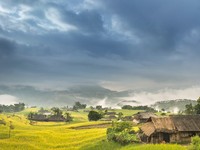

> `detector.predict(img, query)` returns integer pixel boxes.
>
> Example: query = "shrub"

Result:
[191,136,200,150]
[88,111,102,121]
[114,131,136,145]
[113,122,132,132]
[107,121,138,145]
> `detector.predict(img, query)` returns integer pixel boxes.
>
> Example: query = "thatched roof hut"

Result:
[48,115,66,122]
[122,116,133,121]
[133,112,157,123]
[29,114,66,122]
[171,115,200,132]
[30,114,48,121]
[106,112,116,115]
[139,115,200,143]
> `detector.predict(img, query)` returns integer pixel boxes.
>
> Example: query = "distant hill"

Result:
[117,100,140,107]
[0,85,130,107]
[151,99,197,112]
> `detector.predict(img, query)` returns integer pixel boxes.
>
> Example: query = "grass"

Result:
[0,113,107,150]
[121,144,187,150]
[113,109,144,116]
[81,141,187,150]
[0,109,189,150]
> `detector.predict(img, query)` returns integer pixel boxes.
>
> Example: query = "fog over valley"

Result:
[0,85,199,108]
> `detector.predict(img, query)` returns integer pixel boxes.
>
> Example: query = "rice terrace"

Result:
[0,103,199,150]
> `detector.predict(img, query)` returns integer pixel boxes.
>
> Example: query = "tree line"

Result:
[121,105,156,112]
[0,103,25,113]
[185,97,200,114]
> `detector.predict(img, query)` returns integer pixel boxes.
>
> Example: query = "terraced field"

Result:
[0,109,188,150]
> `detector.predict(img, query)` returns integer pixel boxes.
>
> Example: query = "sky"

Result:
[1,0,200,102]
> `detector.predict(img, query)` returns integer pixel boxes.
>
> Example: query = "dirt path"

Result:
[70,123,111,129]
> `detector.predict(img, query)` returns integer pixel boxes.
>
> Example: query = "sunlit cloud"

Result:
[0,94,19,105]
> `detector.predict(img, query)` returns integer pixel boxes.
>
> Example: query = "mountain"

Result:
[151,99,197,112]
[0,85,130,107]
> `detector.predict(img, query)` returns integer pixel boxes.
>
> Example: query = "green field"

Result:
[0,109,188,150]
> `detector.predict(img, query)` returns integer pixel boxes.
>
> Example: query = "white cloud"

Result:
[0,94,19,105]
[130,86,200,105]
[0,5,12,14]
[44,8,77,32]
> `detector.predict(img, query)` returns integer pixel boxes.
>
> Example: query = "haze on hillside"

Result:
[0,0,200,106]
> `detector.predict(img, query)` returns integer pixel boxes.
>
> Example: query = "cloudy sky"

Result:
[0,0,200,94]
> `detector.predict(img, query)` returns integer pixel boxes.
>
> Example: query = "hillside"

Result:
[0,85,130,107]
[0,109,187,150]
[151,99,197,112]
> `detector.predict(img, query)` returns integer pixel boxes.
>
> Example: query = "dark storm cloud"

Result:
[0,37,16,57]
[59,8,104,33]
[100,0,200,52]
[0,0,200,90]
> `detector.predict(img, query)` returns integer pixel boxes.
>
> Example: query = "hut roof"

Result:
[170,115,200,132]
[106,112,116,115]
[135,112,157,119]
[140,115,200,136]
[151,117,176,132]
[140,122,155,136]
[122,116,133,121]
[31,114,47,120]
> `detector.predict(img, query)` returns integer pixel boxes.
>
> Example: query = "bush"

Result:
[88,111,102,121]
[107,121,138,145]
[113,122,132,132]
[191,136,200,150]
[115,131,136,145]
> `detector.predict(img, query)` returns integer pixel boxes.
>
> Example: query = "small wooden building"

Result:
[139,115,200,143]
[106,112,116,115]
[122,116,133,121]
[29,114,66,122]
[133,112,157,123]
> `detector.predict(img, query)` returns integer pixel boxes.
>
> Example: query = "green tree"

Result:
[96,105,102,110]
[194,97,200,114]
[185,103,195,114]
[51,107,62,116]
[88,111,102,121]
[118,112,123,120]
[64,112,73,122]
[74,102,87,110]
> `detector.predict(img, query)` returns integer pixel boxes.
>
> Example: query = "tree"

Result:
[28,112,35,119]
[194,97,200,114]
[184,97,200,115]
[90,106,94,110]
[88,111,102,121]
[0,103,25,113]
[64,112,73,122]
[118,112,123,120]
[185,103,195,114]
[74,101,87,110]
[122,105,133,110]
[51,107,62,116]
[14,103,25,112]
[96,105,102,110]
[161,108,165,112]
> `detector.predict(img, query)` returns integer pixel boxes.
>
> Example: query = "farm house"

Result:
[133,112,157,123]
[139,115,200,143]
